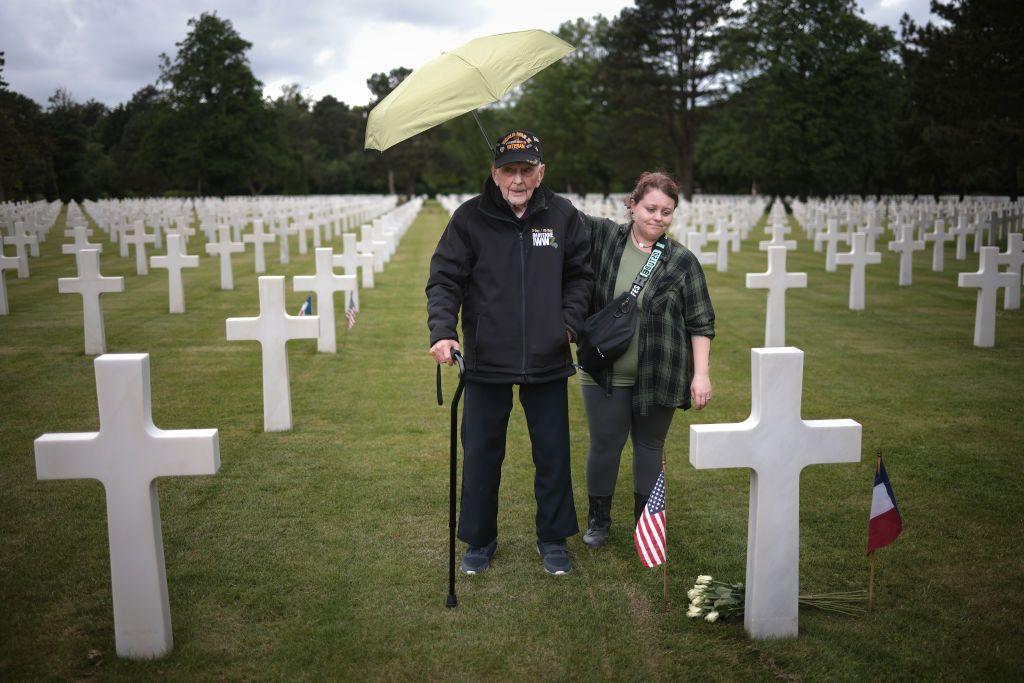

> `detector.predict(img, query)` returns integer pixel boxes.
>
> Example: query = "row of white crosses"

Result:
[24,198,421,661]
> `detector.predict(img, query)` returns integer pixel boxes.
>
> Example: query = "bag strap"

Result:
[628,235,668,298]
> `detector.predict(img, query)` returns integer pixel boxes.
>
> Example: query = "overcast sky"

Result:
[1,0,936,109]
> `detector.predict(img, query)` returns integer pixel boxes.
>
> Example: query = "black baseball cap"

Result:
[494,130,543,167]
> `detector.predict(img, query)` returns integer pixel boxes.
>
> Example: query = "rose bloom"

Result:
[705,611,720,623]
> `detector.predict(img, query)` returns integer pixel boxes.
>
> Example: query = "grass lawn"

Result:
[1,199,1022,680]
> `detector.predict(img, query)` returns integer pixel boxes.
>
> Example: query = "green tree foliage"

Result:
[157,12,277,195]
[901,0,1024,197]
[698,0,903,198]
[602,0,740,199]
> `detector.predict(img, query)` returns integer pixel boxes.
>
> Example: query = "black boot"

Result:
[582,495,612,548]
[633,492,650,523]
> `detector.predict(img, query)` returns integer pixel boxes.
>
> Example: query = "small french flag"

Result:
[867,458,903,555]
[297,295,313,316]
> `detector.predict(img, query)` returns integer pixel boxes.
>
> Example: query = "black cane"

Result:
[437,350,465,609]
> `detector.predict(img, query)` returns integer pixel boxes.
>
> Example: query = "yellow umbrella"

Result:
[364,29,575,152]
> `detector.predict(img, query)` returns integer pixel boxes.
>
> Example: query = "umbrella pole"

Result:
[472,110,493,155]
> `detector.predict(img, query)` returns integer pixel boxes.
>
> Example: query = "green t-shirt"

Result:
[580,239,652,387]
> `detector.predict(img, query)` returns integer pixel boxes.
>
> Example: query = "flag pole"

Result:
[868,450,881,610]
[662,455,668,611]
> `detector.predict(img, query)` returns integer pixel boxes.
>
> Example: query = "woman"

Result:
[578,171,715,548]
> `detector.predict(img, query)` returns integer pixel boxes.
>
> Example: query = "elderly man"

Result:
[426,130,592,575]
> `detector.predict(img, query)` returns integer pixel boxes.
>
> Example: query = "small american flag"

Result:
[297,295,313,316]
[345,293,357,330]
[635,470,667,568]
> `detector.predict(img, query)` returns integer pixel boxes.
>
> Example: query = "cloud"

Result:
[1,0,938,109]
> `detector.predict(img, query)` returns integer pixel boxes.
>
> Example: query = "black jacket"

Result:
[426,177,593,384]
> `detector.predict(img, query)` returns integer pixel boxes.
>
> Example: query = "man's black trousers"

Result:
[457,378,579,547]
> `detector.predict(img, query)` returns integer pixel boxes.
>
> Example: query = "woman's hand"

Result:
[430,339,461,365]
[691,372,712,410]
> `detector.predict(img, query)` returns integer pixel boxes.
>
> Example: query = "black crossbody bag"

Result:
[576,235,667,373]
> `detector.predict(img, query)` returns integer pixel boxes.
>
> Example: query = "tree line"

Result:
[1,0,1020,203]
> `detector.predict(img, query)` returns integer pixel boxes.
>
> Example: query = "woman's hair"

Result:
[626,171,680,208]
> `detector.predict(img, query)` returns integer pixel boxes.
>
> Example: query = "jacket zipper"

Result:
[519,227,527,378]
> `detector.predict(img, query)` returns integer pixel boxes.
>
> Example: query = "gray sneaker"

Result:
[460,539,497,575]
[537,540,572,575]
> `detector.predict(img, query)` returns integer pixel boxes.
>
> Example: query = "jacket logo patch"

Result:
[531,228,557,248]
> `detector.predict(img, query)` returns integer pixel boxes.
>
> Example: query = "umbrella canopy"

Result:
[364,29,574,152]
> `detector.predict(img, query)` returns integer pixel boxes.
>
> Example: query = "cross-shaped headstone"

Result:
[150,234,199,314]
[58,249,125,354]
[685,232,717,267]
[0,247,20,315]
[952,214,971,261]
[34,353,219,658]
[813,219,849,272]
[759,222,797,252]
[357,225,387,273]
[293,248,357,353]
[886,225,924,287]
[690,347,861,639]
[225,276,319,431]
[293,219,315,255]
[124,222,156,276]
[996,233,1024,310]
[862,214,885,252]
[3,228,38,278]
[205,226,245,290]
[333,233,372,299]
[243,220,275,274]
[973,214,991,253]
[706,225,730,272]
[746,247,807,346]
[18,220,41,256]
[958,247,1020,347]
[273,219,294,265]
[923,219,953,272]
[834,232,882,310]
[62,225,103,256]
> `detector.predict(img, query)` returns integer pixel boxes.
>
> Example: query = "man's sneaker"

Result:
[460,539,497,575]
[537,540,572,575]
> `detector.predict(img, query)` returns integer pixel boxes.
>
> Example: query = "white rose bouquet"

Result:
[687,574,866,622]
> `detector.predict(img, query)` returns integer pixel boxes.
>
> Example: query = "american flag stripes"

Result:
[345,293,357,330]
[635,470,667,568]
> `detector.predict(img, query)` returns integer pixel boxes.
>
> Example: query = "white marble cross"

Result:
[996,233,1023,310]
[706,225,730,272]
[887,225,925,287]
[124,223,156,276]
[17,220,41,257]
[205,226,245,290]
[273,219,294,265]
[759,223,797,252]
[746,247,807,346]
[333,233,372,302]
[34,353,219,659]
[686,231,717,267]
[0,247,20,315]
[958,247,1019,347]
[862,214,885,252]
[150,235,199,314]
[293,248,357,353]
[3,228,38,278]
[690,347,861,639]
[813,219,849,272]
[62,225,103,256]
[923,219,953,272]
[243,220,275,274]
[952,214,971,261]
[293,219,315,255]
[58,249,125,354]
[226,276,319,431]
[835,232,882,310]
[358,224,387,273]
